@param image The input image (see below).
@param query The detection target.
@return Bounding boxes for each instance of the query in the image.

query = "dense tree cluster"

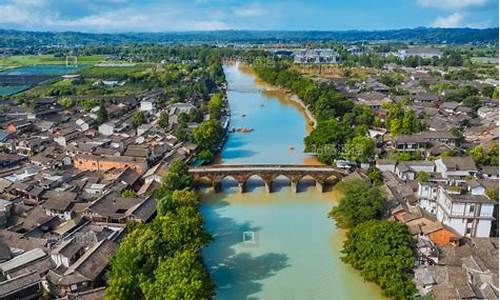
[341,220,416,300]
[208,93,224,120]
[384,102,424,135]
[329,179,385,228]
[469,143,499,166]
[193,119,225,162]
[327,178,416,299]
[106,160,214,299]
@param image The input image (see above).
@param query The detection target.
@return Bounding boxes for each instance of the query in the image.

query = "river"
[200,63,383,300]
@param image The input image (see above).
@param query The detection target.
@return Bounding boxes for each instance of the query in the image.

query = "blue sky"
[0,0,497,32]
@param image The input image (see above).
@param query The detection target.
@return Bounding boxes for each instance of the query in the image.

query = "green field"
[18,78,151,98]
[0,55,106,69]
[79,64,152,79]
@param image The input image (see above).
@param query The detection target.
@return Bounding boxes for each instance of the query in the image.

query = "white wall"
[476,220,492,237]
[376,163,395,173]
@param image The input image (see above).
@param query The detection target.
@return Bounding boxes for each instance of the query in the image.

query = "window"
[469,205,475,214]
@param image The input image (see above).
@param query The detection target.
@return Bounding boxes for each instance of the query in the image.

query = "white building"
[435,185,495,237]
[417,182,439,214]
[140,100,154,112]
[98,122,115,136]
[395,161,435,181]
[396,47,443,59]
[434,157,478,179]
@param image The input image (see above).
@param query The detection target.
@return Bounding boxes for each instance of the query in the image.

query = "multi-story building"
[435,185,495,237]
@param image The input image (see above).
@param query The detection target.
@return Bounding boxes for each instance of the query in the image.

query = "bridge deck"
[189,164,342,172]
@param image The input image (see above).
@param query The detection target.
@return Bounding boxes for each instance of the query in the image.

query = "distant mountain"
[0,27,498,47]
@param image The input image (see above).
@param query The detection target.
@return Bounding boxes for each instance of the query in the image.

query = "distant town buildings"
[396,47,443,59]
[294,49,340,64]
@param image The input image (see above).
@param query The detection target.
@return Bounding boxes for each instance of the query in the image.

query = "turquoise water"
[201,63,383,300]
[0,64,85,76]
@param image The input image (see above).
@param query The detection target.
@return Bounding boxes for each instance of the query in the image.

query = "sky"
[0,0,498,32]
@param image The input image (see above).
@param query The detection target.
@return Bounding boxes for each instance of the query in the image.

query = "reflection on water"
[201,63,383,300]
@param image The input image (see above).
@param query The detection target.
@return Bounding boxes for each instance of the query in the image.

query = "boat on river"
[230,127,254,133]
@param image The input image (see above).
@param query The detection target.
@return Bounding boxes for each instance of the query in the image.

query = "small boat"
[237,127,253,133]
[288,145,295,150]
[241,113,247,117]
[259,104,264,107]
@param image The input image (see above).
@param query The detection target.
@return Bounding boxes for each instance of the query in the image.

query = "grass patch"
[79,64,152,79]
[0,55,106,68]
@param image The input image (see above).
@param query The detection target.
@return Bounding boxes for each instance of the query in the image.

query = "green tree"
[106,207,213,300]
[366,167,383,186]
[96,101,108,125]
[486,188,499,202]
[492,87,499,100]
[469,145,488,165]
[106,224,159,299]
[341,220,416,300]
[416,171,429,183]
[133,110,146,128]
[57,97,74,108]
[193,119,224,152]
[344,136,375,163]
[121,188,137,198]
[157,188,199,216]
[208,93,224,120]
[385,103,423,135]
[329,179,385,228]
[463,96,481,109]
[141,249,214,300]
[488,143,499,165]
[155,160,193,198]
[481,85,495,98]
[304,119,352,164]
[157,111,169,129]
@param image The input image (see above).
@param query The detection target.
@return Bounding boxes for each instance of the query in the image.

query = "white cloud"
[431,12,463,27]
[417,0,488,9]
[0,0,234,31]
[232,4,266,17]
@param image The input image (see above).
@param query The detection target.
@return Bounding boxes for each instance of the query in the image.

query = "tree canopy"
[208,93,224,120]
[132,110,146,128]
[329,179,385,228]
[344,136,375,163]
[341,220,416,300]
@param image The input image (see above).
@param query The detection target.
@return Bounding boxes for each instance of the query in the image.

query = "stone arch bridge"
[189,164,348,193]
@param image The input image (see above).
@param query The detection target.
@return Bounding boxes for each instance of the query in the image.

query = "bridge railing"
[190,164,340,169]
